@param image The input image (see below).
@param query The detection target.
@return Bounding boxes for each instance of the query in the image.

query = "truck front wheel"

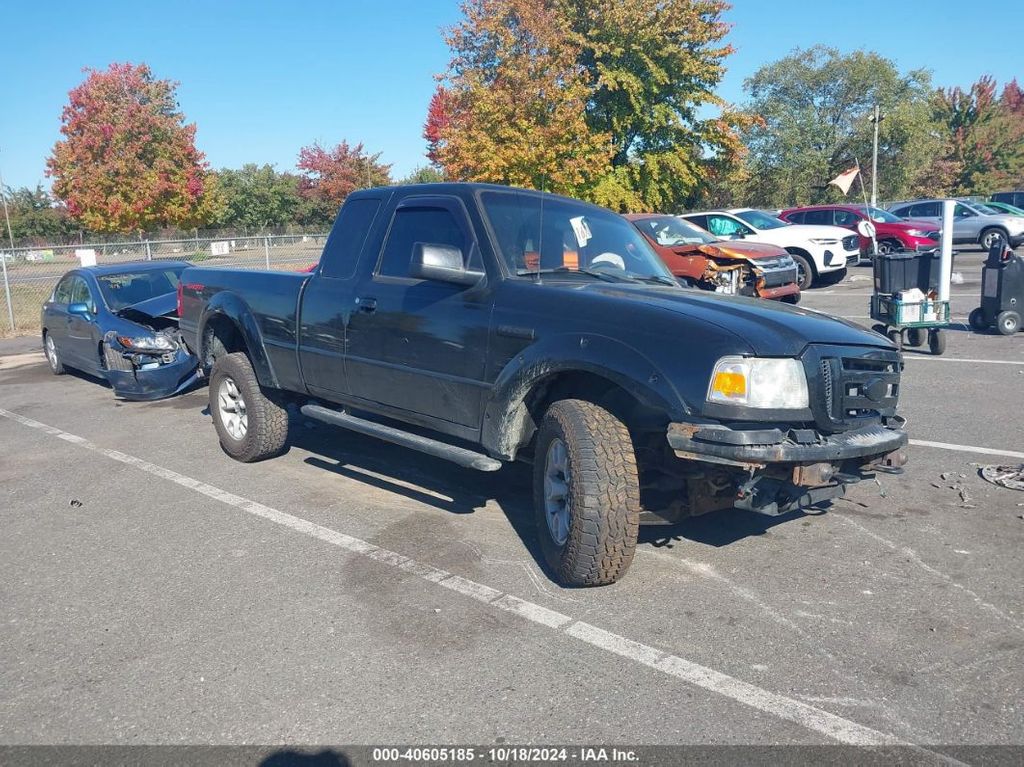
[209,352,289,462]
[533,399,641,587]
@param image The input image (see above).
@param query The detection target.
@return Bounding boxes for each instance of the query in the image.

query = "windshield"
[972,203,1002,215]
[480,191,675,283]
[734,210,789,230]
[859,206,902,223]
[632,216,717,246]
[97,267,184,311]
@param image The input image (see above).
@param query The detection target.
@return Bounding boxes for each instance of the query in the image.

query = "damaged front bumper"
[667,418,908,466]
[665,418,908,517]
[102,333,202,401]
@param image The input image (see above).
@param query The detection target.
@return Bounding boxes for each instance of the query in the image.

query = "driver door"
[64,276,101,372]
[344,196,493,429]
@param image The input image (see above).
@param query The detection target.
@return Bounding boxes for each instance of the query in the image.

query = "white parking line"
[903,356,1023,366]
[908,439,1024,460]
[0,406,916,749]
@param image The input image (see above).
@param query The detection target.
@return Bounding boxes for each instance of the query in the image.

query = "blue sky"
[2,0,1021,191]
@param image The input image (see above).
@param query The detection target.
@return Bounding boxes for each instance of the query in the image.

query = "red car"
[779,205,939,256]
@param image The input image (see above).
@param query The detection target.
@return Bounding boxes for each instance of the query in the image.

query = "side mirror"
[409,242,483,286]
[67,302,92,318]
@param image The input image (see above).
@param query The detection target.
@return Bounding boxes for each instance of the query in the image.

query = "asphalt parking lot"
[1,247,1022,755]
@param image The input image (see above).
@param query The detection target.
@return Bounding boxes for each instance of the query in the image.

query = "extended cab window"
[320,197,381,279]
[378,206,468,278]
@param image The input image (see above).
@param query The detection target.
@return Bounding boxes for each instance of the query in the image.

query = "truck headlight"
[707,356,809,409]
[116,334,176,352]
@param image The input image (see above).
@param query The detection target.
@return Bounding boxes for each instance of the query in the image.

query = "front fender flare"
[197,292,278,389]
[481,332,691,459]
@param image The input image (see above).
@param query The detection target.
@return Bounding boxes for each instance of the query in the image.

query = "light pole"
[0,150,18,332]
[869,105,884,208]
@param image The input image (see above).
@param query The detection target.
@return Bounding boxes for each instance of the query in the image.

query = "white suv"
[681,208,860,289]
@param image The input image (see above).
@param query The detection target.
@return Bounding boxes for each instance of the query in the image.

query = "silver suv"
[887,199,1024,250]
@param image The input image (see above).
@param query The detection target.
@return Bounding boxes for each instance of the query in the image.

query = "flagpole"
[852,158,878,257]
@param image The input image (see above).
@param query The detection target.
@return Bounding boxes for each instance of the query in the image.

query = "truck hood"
[577,282,891,356]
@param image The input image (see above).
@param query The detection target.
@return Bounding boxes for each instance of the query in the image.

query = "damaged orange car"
[626,214,801,303]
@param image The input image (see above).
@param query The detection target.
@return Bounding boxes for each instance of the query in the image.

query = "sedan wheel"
[45,334,65,375]
[217,375,248,441]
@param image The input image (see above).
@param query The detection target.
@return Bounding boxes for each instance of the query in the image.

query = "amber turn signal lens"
[711,371,746,399]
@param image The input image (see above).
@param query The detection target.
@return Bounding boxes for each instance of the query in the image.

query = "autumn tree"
[296,141,391,225]
[432,0,612,195]
[936,77,1024,195]
[423,86,453,168]
[735,47,946,208]
[563,0,740,211]
[47,62,218,234]
[213,164,303,229]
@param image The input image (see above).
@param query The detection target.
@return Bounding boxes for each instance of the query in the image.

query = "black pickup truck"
[179,183,908,586]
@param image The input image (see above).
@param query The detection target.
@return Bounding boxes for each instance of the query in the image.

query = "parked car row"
[885,198,1024,250]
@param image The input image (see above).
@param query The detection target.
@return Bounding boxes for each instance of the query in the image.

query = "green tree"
[47,62,219,233]
[213,164,302,229]
[399,165,445,185]
[1,185,79,242]
[736,46,946,207]
[936,77,1024,195]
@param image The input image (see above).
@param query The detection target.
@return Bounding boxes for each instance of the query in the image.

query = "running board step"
[300,404,503,472]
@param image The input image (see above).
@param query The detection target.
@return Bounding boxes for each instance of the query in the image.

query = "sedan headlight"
[707,356,809,409]
[116,334,176,352]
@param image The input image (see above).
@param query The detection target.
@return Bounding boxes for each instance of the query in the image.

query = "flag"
[828,166,859,195]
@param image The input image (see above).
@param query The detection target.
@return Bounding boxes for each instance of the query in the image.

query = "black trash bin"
[969,244,1023,335]
[873,250,942,294]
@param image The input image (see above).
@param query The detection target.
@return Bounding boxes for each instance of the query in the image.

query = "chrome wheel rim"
[983,232,1002,249]
[543,438,570,547]
[45,336,58,369]
[217,376,248,440]
[796,261,807,287]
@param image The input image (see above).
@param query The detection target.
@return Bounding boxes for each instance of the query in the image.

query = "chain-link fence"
[0,234,327,337]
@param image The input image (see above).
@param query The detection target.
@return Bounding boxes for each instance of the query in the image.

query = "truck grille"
[805,346,901,432]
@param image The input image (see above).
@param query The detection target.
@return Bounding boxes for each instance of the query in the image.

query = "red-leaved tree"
[423,85,453,168]
[47,62,218,233]
[296,141,391,224]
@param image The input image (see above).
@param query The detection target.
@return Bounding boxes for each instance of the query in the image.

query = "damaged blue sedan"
[41,261,201,400]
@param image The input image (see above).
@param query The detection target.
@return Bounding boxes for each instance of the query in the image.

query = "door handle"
[356,296,377,313]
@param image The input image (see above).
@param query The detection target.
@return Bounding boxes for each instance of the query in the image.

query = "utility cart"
[968,243,1022,335]
[871,249,950,354]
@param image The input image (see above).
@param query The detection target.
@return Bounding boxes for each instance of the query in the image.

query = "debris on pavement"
[981,464,1024,492]
[68,499,83,508]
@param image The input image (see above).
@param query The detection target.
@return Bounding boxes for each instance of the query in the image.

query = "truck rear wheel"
[209,352,289,462]
[533,399,640,587]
